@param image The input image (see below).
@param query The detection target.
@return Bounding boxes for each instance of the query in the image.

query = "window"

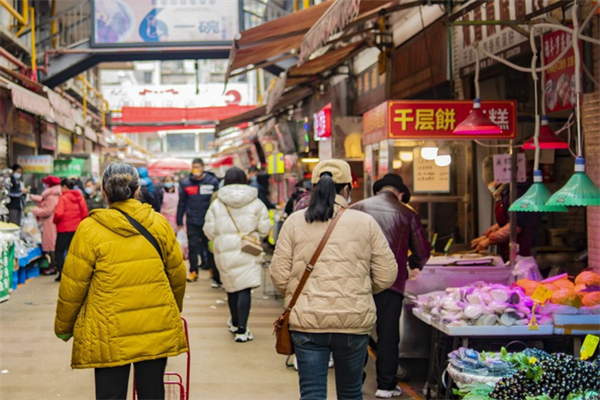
[199,133,213,150]
[167,133,196,152]
[143,71,153,84]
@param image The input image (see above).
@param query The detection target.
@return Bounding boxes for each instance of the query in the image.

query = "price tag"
[531,285,553,304]
[528,302,540,331]
[581,334,599,360]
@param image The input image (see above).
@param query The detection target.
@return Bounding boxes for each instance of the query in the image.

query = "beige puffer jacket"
[270,196,397,335]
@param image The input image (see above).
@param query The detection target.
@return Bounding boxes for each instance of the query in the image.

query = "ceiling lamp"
[522,116,569,150]
[434,148,452,167]
[399,151,414,162]
[546,158,600,207]
[509,170,568,212]
[545,3,600,208]
[453,98,502,135]
[453,46,501,135]
[420,141,438,160]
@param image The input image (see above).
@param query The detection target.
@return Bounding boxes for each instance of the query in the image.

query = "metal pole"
[509,140,518,269]
[30,7,37,82]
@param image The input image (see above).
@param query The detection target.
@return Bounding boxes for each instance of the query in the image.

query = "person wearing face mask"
[8,164,29,226]
[84,179,108,211]
[470,156,539,261]
[177,158,220,284]
[31,176,62,275]
[158,176,179,232]
[351,173,430,399]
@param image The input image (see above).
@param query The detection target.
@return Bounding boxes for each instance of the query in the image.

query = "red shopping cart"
[133,317,191,400]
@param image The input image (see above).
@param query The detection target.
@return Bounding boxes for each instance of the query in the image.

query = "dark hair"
[224,167,248,185]
[102,163,140,203]
[305,173,349,223]
[192,158,205,166]
[60,178,76,190]
[11,164,22,172]
[85,179,96,185]
[248,166,259,173]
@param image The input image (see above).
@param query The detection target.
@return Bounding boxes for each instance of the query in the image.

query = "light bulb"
[399,151,414,162]
[421,147,438,160]
[393,160,403,169]
[435,155,452,167]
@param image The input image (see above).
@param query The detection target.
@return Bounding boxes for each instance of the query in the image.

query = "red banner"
[543,28,580,114]
[363,100,517,145]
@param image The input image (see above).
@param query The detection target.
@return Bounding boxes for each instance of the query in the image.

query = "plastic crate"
[26,266,39,279]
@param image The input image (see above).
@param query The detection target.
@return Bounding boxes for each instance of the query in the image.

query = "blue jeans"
[291,331,369,400]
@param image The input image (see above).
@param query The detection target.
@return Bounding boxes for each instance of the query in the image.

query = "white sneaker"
[235,329,253,342]
[375,386,402,398]
[227,319,238,334]
[211,280,221,289]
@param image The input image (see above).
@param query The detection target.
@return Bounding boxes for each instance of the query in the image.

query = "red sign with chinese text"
[363,100,517,145]
[543,28,580,114]
[314,103,332,141]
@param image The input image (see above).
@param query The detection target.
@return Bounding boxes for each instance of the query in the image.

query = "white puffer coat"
[204,184,272,293]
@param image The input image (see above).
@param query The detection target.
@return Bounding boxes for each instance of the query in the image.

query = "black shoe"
[54,275,61,282]
[41,267,57,276]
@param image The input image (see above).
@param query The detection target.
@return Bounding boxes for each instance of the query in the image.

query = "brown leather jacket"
[352,191,430,294]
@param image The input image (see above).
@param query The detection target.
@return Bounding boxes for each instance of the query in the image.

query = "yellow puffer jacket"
[55,199,188,369]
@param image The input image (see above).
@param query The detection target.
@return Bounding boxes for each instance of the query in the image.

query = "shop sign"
[493,154,527,184]
[392,19,448,99]
[543,28,581,114]
[363,100,517,145]
[58,129,73,154]
[267,153,285,175]
[16,155,54,174]
[313,104,332,141]
[14,112,37,148]
[355,63,387,116]
[41,121,57,151]
[456,0,551,78]
[413,149,450,194]
[53,159,84,178]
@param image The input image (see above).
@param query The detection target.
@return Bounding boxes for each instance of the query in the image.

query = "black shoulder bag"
[116,209,166,273]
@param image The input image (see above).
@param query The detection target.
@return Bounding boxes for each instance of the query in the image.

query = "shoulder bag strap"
[115,209,166,272]
[285,207,346,312]
[224,204,243,236]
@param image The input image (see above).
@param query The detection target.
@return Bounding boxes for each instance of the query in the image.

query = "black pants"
[95,358,167,400]
[227,288,252,331]
[55,232,75,275]
[374,289,404,391]
[187,224,219,282]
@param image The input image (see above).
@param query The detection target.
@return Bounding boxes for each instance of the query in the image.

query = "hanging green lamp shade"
[546,157,600,207]
[509,170,568,212]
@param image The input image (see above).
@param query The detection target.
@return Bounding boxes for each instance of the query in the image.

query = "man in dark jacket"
[8,164,28,225]
[177,158,220,284]
[352,173,430,398]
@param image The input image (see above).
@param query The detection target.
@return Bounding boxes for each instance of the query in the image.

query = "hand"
[475,237,491,252]
[470,235,486,248]
[22,188,30,194]
[408,268,421,281]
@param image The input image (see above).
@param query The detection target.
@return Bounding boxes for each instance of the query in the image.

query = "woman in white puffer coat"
[204,167,272,342]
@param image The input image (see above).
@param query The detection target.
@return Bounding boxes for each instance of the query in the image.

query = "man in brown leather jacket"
[352,173,430,398]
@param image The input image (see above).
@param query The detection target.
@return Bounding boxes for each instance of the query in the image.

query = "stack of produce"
[517,271,600,309]
[416,282,550,327]
[454,349,600,400]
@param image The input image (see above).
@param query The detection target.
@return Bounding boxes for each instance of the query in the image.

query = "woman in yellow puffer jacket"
[55,163,187,400]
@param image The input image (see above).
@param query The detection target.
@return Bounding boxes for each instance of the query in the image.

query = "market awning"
[289,41,366,79]
[217,87,313,134]
[9,83,52,120]
[111,105,257,134]
[226,1,334,81]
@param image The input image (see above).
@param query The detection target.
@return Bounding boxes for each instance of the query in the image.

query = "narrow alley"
[0,270,423,400]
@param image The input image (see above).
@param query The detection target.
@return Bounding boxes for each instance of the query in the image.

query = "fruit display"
[453,348,600,400]
[415,282,550,327]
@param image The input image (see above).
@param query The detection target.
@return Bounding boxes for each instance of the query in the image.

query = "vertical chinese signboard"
[543,28,580,114]
[363,100,517,144]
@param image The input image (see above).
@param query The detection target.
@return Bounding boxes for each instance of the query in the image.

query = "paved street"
[0,269,424,400]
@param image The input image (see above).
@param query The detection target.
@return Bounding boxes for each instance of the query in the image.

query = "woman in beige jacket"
[271,159,397,400]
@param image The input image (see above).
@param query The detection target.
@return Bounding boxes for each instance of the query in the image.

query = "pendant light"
[453,45,502,136]
[434,148,452,167]
[545,2,600,207]
[420,141,438,160]
[509,26,567,213]
[522,116,569,150]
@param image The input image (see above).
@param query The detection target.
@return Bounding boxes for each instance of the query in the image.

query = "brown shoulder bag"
[273,208,346,355]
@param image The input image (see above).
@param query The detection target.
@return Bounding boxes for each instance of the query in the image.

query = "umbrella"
[147,158,191,177]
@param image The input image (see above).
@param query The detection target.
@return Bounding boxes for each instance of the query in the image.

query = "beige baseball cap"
[311,159,352,184]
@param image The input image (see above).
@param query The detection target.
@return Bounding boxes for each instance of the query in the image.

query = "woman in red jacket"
[53,178,88,282]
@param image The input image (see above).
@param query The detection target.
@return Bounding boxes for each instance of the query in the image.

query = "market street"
[0,269,423,400]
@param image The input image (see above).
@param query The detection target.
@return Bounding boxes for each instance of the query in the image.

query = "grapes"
[489,353,600,400]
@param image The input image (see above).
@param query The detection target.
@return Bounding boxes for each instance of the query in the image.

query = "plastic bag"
[20,213,41,244]
[176,229,189,260]
[512,256,543,282]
